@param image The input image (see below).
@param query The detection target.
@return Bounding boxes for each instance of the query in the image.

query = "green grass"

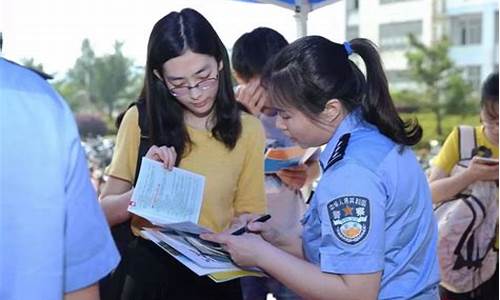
[401,112,480,149]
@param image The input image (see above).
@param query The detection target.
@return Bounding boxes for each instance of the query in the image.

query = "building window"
[346,26,359,41]
[379,21,422,50]
[463,65,481,89]
[346,0,359,12]
[450,14,482,45]
[380,0,417,4]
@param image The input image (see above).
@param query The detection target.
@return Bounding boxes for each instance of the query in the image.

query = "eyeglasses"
[168,75,219,97]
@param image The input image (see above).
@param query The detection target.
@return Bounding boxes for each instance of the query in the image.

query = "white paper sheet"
[129,157,205,224]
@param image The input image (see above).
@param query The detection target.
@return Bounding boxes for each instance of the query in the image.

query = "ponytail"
[262,35,422,146]
[349,38,422,146]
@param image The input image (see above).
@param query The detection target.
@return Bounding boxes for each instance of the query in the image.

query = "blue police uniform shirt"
[0,58,120,299]
[302,110,440,300]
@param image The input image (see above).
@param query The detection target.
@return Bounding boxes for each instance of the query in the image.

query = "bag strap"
[133,100,152,186]
[457,125,477,161]
[109,100,151,256]
[452,193,496,270]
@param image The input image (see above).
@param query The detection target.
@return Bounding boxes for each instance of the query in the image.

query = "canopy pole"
[294,0,309,38]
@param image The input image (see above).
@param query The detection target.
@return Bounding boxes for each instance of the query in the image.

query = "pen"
[231,214,272,236]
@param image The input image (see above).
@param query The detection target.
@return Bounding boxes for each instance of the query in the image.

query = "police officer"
[203,36,440,300]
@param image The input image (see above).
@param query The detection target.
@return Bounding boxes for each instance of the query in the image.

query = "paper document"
[130,157,263,282]
[264,146,317,174]
[129,157,205,225]
[142,228,264,282]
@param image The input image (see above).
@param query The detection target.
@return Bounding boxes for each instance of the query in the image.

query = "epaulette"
[322,133,350,172]
[3,58,53,80]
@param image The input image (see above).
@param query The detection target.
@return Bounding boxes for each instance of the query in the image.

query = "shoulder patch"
[327,196,370,245]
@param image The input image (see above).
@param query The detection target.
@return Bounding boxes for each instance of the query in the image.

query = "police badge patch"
[327,196,370,245]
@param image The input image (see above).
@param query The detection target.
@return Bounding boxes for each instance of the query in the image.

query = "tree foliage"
[93,41,133,118]
[61,39,141,119]
[406,35,475,135]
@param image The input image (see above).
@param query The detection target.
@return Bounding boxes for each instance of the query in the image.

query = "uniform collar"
[320,109,363,170]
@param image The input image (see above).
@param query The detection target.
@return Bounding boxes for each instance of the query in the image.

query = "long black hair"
[144,8,241,165]
[262,36,422,146]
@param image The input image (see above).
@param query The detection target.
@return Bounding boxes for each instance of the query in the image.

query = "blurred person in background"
[429,72,498,300]
[0,57,120,300]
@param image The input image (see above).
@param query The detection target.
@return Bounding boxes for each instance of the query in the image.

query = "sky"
[1,0,345,78]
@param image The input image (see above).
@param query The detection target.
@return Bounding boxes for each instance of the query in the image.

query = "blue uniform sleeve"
[315,161,385,274]
[63,107,120,292]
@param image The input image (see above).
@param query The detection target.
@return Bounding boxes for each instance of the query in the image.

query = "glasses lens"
[171,87,189,96]
[198,78,216,90]
[169,77,217,96]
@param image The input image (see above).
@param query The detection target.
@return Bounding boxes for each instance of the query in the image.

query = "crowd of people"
[1,7,498,300]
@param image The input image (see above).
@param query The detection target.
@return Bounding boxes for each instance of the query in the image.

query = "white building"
[344,0,498,90]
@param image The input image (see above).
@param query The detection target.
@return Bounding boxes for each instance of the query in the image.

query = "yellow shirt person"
[433,125,498,174]
[106,106,267,234]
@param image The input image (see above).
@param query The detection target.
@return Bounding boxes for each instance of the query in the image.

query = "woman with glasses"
[99,8,266,299]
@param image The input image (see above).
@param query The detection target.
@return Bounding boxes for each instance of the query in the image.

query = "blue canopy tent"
[237,0,339,37]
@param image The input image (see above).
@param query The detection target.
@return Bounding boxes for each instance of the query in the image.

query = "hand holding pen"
[231,214,272,236]
[200,214,274,268]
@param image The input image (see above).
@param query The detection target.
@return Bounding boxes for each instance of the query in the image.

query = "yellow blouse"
[106,106,267,233]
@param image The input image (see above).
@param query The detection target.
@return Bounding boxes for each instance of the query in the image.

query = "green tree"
[63,39,138,118]
[406,35,473,135]
[443,72,476,116]
[66,39,98,110]
[93,41,133,118]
